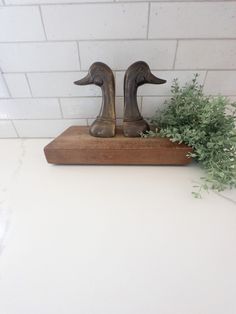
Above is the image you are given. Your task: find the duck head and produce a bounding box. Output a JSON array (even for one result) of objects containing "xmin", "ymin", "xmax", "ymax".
[
  {"xmin": 73, "ymin": 62, "xmax": 116, "ymax": 138},
  {"xmin": 123, "ymin": 61, "xmax": 166, "ymax": 137},
  {"xmin": 125, "ymin": 61, "xmax": 166, "ymax": 87},
  {"xmin": 74, "ymin": 62, "xmax": 114, "ymax": 87}
]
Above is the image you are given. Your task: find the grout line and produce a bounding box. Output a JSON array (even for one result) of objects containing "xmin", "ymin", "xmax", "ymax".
[
  {"xmin": 11, "ymin": 120, "xmax": 19, "ymax": 137},
  {"xmin": 1, "ymin": 93, "xmax": 236, "ymax": 100},
  {"xmin": 58, "ymin": 98, "xmax": 64, "ymax": 118},
  {"xmin": 146, "ymin": 2, "xmax": 151, "ymax": 39},
  {"xmin": 76, "ymin": 41, "xmax": 82, "ymax": 71},
  {"xmin": 25, "ymin": 73, "xmax": 33, "ymax": 96},
  {"xmin": 38, "ymin": 5, "xmax": 48, "ymax": 41},
  {"xmin": 116, "ymin": 68, "xmax": 236, "ymax": 72},
  {"xmin": 2, "ymin": 69, "xmax": 236, "ymax": 75},
  {"xmin": 3, "ymin": 70, "xmax": 87, "ymax": 74},
  {"xmin": 7, "ymin": 118, "xmax": 89, "ymax": 121},
  {"xmin": 1, "ymin": 38, "xmax": 236, "ymax": 44},
  {"xmin": 1, "ymin": 72, "xmax": 12, "ymax": 98},
  {"xmin": 172, "ymin": 40, "xmax": 179, "ymax": 69},
  {"xmin": 202, "ymin": 70, "xmax": 208, "ymax": 86},
  {"xmin": 2, "ymin": 1, "xmax": 236, "ymax": 7}
]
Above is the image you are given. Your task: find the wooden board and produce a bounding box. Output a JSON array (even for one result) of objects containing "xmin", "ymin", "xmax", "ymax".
[{"xmin": 44, "ymin": 126, "xmax": 192, "ymax": 165}]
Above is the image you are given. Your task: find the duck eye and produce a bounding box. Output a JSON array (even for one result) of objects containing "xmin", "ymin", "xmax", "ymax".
[
  {"xmin": 136, "ymin": 75, "xmax": 145, "ymax": 84},
  {"xmin": 94, "ymin": 76, "xmax": 103, "ymax": 86}
]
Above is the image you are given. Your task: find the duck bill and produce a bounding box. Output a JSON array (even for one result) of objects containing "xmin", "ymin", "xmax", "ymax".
[
  {"xmin": 74, "ymin": 73, "xmax": 93, "ymax": 85},
  {"xmin": 147, "ymin": 72, "xmax": 166, "ymax": 85}
]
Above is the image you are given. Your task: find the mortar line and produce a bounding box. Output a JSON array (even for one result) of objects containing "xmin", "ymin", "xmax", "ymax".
[
  {"xmin": 2, "ymin": 1, "xmax": 235, "ymax": 7},
  {"xmin": 25, "ymin": 73, "xmax": 33, "ymax": 96},
  {"xmin": 58, "ymin": 98, "xmax": 64, "ymax": 118},
  {"xmin": 11, "ymin": 120, "xmax": 19, "ymax": 137},
  {"xmin": 1, "ymin": 71, "xmax": 12, "ymax": 98},
  {"xmin": 202, "ymin": 70, "xmax": 208, "ymax": 86},
  {"xmin": 3, "ymin": 69, "xmax": 233, "ymax": 74},
  {"xmin": 10, "ymin": 118, "xmax": 89, "ymax": 121},
  {"xmin": 76, "ymin": 41, "xmax": 82, "ymax": 71},
  {"xmin": 146, "ymin": 2, "xmax": 151, "ymax": 39},
  {"xmin": 1, "ymin": 38, "xmax": 236, "ymax": 44},
  {"xmin": 172, "ymin": 40, "xmax": 179, "ymax": 69},
  {"xmin": 38, "ymin": 5, "xmax": 48, "ymax": 40},
  {"xmin": 1, "ymin": 93, "xmax": 236, "ymax": 100}
]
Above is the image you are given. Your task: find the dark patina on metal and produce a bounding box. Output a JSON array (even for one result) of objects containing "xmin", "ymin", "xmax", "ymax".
[
  {"xmin": 74, "ymin": 62, "xmax": 116, "ymax": 138},
  {"xmin": 123, "ymin": 61, "xmax": 166, "ymax": 137}
]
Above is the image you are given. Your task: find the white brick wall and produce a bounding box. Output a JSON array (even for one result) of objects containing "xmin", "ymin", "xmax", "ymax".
[
  {"xmin": 4, "ymin": 74, "xmax": 31, "ymax": 97},
  {"xmin": 0, "ymin": 98, "xmax": 61, "ymax": 119},
  {"xmin": 0, "ymin": 6, "xmax": 45, "ymax": 42},
  {"xmin": 149, "ymin": 2, "xmax": 236, "ymax": 39},
  {"xmin": 79, "ymin": 40, "xmax": 177, "ymax": 70},
  {"xmin": 0, "ymin": 74, "xmax": 9, "ymax": 98},
  {"xmin": 41, "ymin": 3, "xmax": 149, "ymax": 40},
  {"xmin": 27, "ymin": 72, "xmax": 101, "ymax": 97},
  {"xmin": 0, "ymin": 42, "xmax": 80, "ymax": 72},
  {"xmin": 0, "ymin": 0, "xmax": 235, "ymax": 138}
]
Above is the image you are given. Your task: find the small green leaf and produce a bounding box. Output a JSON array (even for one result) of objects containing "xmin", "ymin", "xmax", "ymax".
[{"xmin": 142, "ymin": 74, "xmax": 236, "ymax": 198}]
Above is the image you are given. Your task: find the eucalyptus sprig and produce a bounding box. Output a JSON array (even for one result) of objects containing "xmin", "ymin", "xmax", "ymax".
[{"xmin": 142, "ymin": 75, "xmax": 236, "ymax": 198}]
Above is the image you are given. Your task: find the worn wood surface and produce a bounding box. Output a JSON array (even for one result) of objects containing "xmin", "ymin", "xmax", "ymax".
[{"xmin": 44, "ymin": 126, "xmax": 192, "ymax": 165}]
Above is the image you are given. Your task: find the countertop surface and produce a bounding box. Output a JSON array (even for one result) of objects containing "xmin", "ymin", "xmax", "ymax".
[{"xmin": 0, "ymin": 139, "xmax": 236, "ymax": 314}]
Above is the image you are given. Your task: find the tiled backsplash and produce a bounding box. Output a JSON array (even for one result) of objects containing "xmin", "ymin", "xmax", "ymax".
[{"xmin": 0, "ymin": 0, "xmax": 236, "ymax": 137}]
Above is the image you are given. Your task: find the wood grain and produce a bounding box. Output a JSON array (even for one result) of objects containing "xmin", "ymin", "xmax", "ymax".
[{"xmin": 44, "ymin": 126, "xmax": 192, "ymax": 165}]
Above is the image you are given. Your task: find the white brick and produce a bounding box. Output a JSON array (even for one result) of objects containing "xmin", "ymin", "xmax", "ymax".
[
  {"xmin": 41, "ymin": 3, "xmax": 148, "ymax": 40},
  {"xmin": 142, "ymin": 96, "xmax": 171, "ymax": 118},
  {"xmin": 0, "ymin": 99, "xmax": 61, "ymax": 119},
  {"xmin": 204, "ymin": 71, "xmax": 236, "ymax": 96},
  {"xmin": 6, "ymin": 0, "xmax": 109, "ymax": 3},
  {"xmin": 116, "ymin": 71, "xmax": 206, "ymax": 96},
  {"xmin": 13, "ymin": 119, "xmax": 87, "ymax": 137},
  {"xmin": 61, "ymin": 98, "xmax": 101, "ymax": 119},
  {"xmin": 175, "ymin": 40, "xmax": 236, "ymax": 70},
  {"xmin": 0, "ymin": 42, "xmax": 79, "ymax": 72},
  {"xmin": 116, "ymin": 96, "xmax": 141, "ymax": 119},
  {"xmin": 116, "ymin": 97, "xmax": 124, "ymax": 119},
  {"xmin": 0, "ymin": 6, "xmax": 45, "ymax": 42},
  {"xmin": 79, "ymin": 40, "xmax": 176, "ymax": 71},
  {"xmin": 28, "ymin": 72, "xmax": 101, "ymax": 97},
  {"xmin": 4, "ymin": 74, "xmax": 31, "ymax": 98},
  {"xmin": 149, "ymin": 2, "xmax": 236, "ymax": 39},
  {"xmin": 0, "ymin": 74, "xmax": 9, "ymax": 98},
  {"xmin": 60, "ymin": 96, "xmax": 141, "ymax": 119},
  {"xmin": 0, "ymin": 121, "xmax": 17, "ymax": 138}
]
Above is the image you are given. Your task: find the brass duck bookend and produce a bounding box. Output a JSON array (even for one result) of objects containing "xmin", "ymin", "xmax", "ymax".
[
  {"xmin": 74, "ymin": 62, "xmax": 116, "ymax": 138},
  {"xmin": 123, "ymin": 61, "xmax": 166, "ymax": 137}
]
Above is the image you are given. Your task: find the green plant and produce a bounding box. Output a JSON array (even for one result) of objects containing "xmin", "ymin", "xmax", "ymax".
[{"xmin": 142, "ymin": 75, "xmax": 236, "ymax": 198}]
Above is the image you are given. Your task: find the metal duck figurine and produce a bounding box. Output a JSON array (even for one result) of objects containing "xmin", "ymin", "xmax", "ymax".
[
  {"xmin": 123, "ymin": 61, "xmax": 166, "ymax": 137},
  {"xmin": 74, "ymin": 62, "xmax": 116, "ymax": 138}
]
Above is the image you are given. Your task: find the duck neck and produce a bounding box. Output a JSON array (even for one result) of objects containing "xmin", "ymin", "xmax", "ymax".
[
  {"xmin": 124, "ymin": 80, "xmax": 142, "ymax": 122},
  {"xmin": 98, "ymin": 82, "xmax": 115, "ymax": 121}
]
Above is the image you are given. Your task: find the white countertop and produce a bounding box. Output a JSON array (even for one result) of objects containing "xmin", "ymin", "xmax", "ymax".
[{"xmin": 0, "ymin": 139, "xmax": 236, "ymax": 314}]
